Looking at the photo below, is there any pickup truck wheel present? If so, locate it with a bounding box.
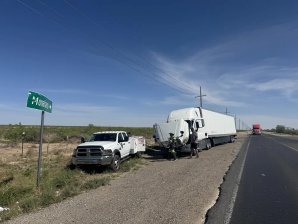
[111,155,120,171]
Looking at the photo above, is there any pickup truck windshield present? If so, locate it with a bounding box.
[90,133,117,142]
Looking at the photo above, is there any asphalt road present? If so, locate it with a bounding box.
[206,134,298,224]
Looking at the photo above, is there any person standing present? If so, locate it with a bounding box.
[190,127,199,158]
[168,133,177,161]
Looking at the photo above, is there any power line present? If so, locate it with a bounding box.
[17,0,43,16]
[17,0,202,100]
[63,0,159,76]
[195,86,206,107]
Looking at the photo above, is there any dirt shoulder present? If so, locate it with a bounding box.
[4,133,248,224]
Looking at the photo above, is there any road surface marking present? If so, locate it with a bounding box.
[267,136,298,152]
[280,143,298,152]
[224,139,251,224]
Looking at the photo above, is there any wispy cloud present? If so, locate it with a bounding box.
[152,20,298,107]
[0,104,10,110]
[100,94,129,100]
[160,95,196,106]
[248,78,298,96]
[219,65,298,101]
[153,54,247,107]
[41,89,88,95]
[54,103,119,114]
[41,89,129,100]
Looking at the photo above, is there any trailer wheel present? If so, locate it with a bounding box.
[161,148,169,158]
[206,139,212,150]
[111,155,120,171]
[135,151,142,158]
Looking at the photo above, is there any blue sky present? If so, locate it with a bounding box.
[0,0,298,129]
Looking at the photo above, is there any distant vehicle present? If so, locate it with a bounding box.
[153,107,237,154]
[71,131,145,171]
[252,124,261,135]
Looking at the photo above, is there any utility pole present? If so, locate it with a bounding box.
[195,86,206,107]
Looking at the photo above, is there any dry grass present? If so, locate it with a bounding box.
[0,142,77,164]
[0,140,145,222]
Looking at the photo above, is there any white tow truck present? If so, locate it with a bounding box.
[71,131,146,171]
[153,107,237,154]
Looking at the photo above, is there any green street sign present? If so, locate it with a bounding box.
[26,91,52,113]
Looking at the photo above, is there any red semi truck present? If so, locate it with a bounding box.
[252,124,261,135]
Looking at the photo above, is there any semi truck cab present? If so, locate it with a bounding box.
[252,124,261,135]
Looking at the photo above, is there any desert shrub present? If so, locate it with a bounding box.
[1,125,153,143]
[3,126,24,143]
[25,148,35,158]
[39,190,58,206]
[22,167,34,177]
[0,173,14,186]
[2,125,38,143]
[0,185,33,206]
[22,127,39,142]
[50,171,73,189]
[60,184,80,199]
[82,177,111,190]
[18,196,39,212]
[276,125,286,133]
[52,148,63,156]
[120,158,144,172]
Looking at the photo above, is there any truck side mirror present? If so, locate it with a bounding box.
[180,131,184,137]
[81,137,85,143]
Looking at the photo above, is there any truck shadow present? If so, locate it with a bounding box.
[144,145,167,161]
[66,163,111,174]
[144,145,191,161]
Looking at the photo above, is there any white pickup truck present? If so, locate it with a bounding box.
[71,131,146,171]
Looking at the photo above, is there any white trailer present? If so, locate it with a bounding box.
[130,136,146,156]
[153,107,237,153]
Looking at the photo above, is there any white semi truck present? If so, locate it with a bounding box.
[153,107,237,153]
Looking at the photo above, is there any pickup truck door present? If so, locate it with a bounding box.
[118,132,131,157]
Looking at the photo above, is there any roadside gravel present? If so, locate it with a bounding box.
[5,133,248,224]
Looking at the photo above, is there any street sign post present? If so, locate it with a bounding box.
[27,91,52,113]
[26,91,52,189]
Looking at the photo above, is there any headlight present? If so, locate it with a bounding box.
[102,149,113,156]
